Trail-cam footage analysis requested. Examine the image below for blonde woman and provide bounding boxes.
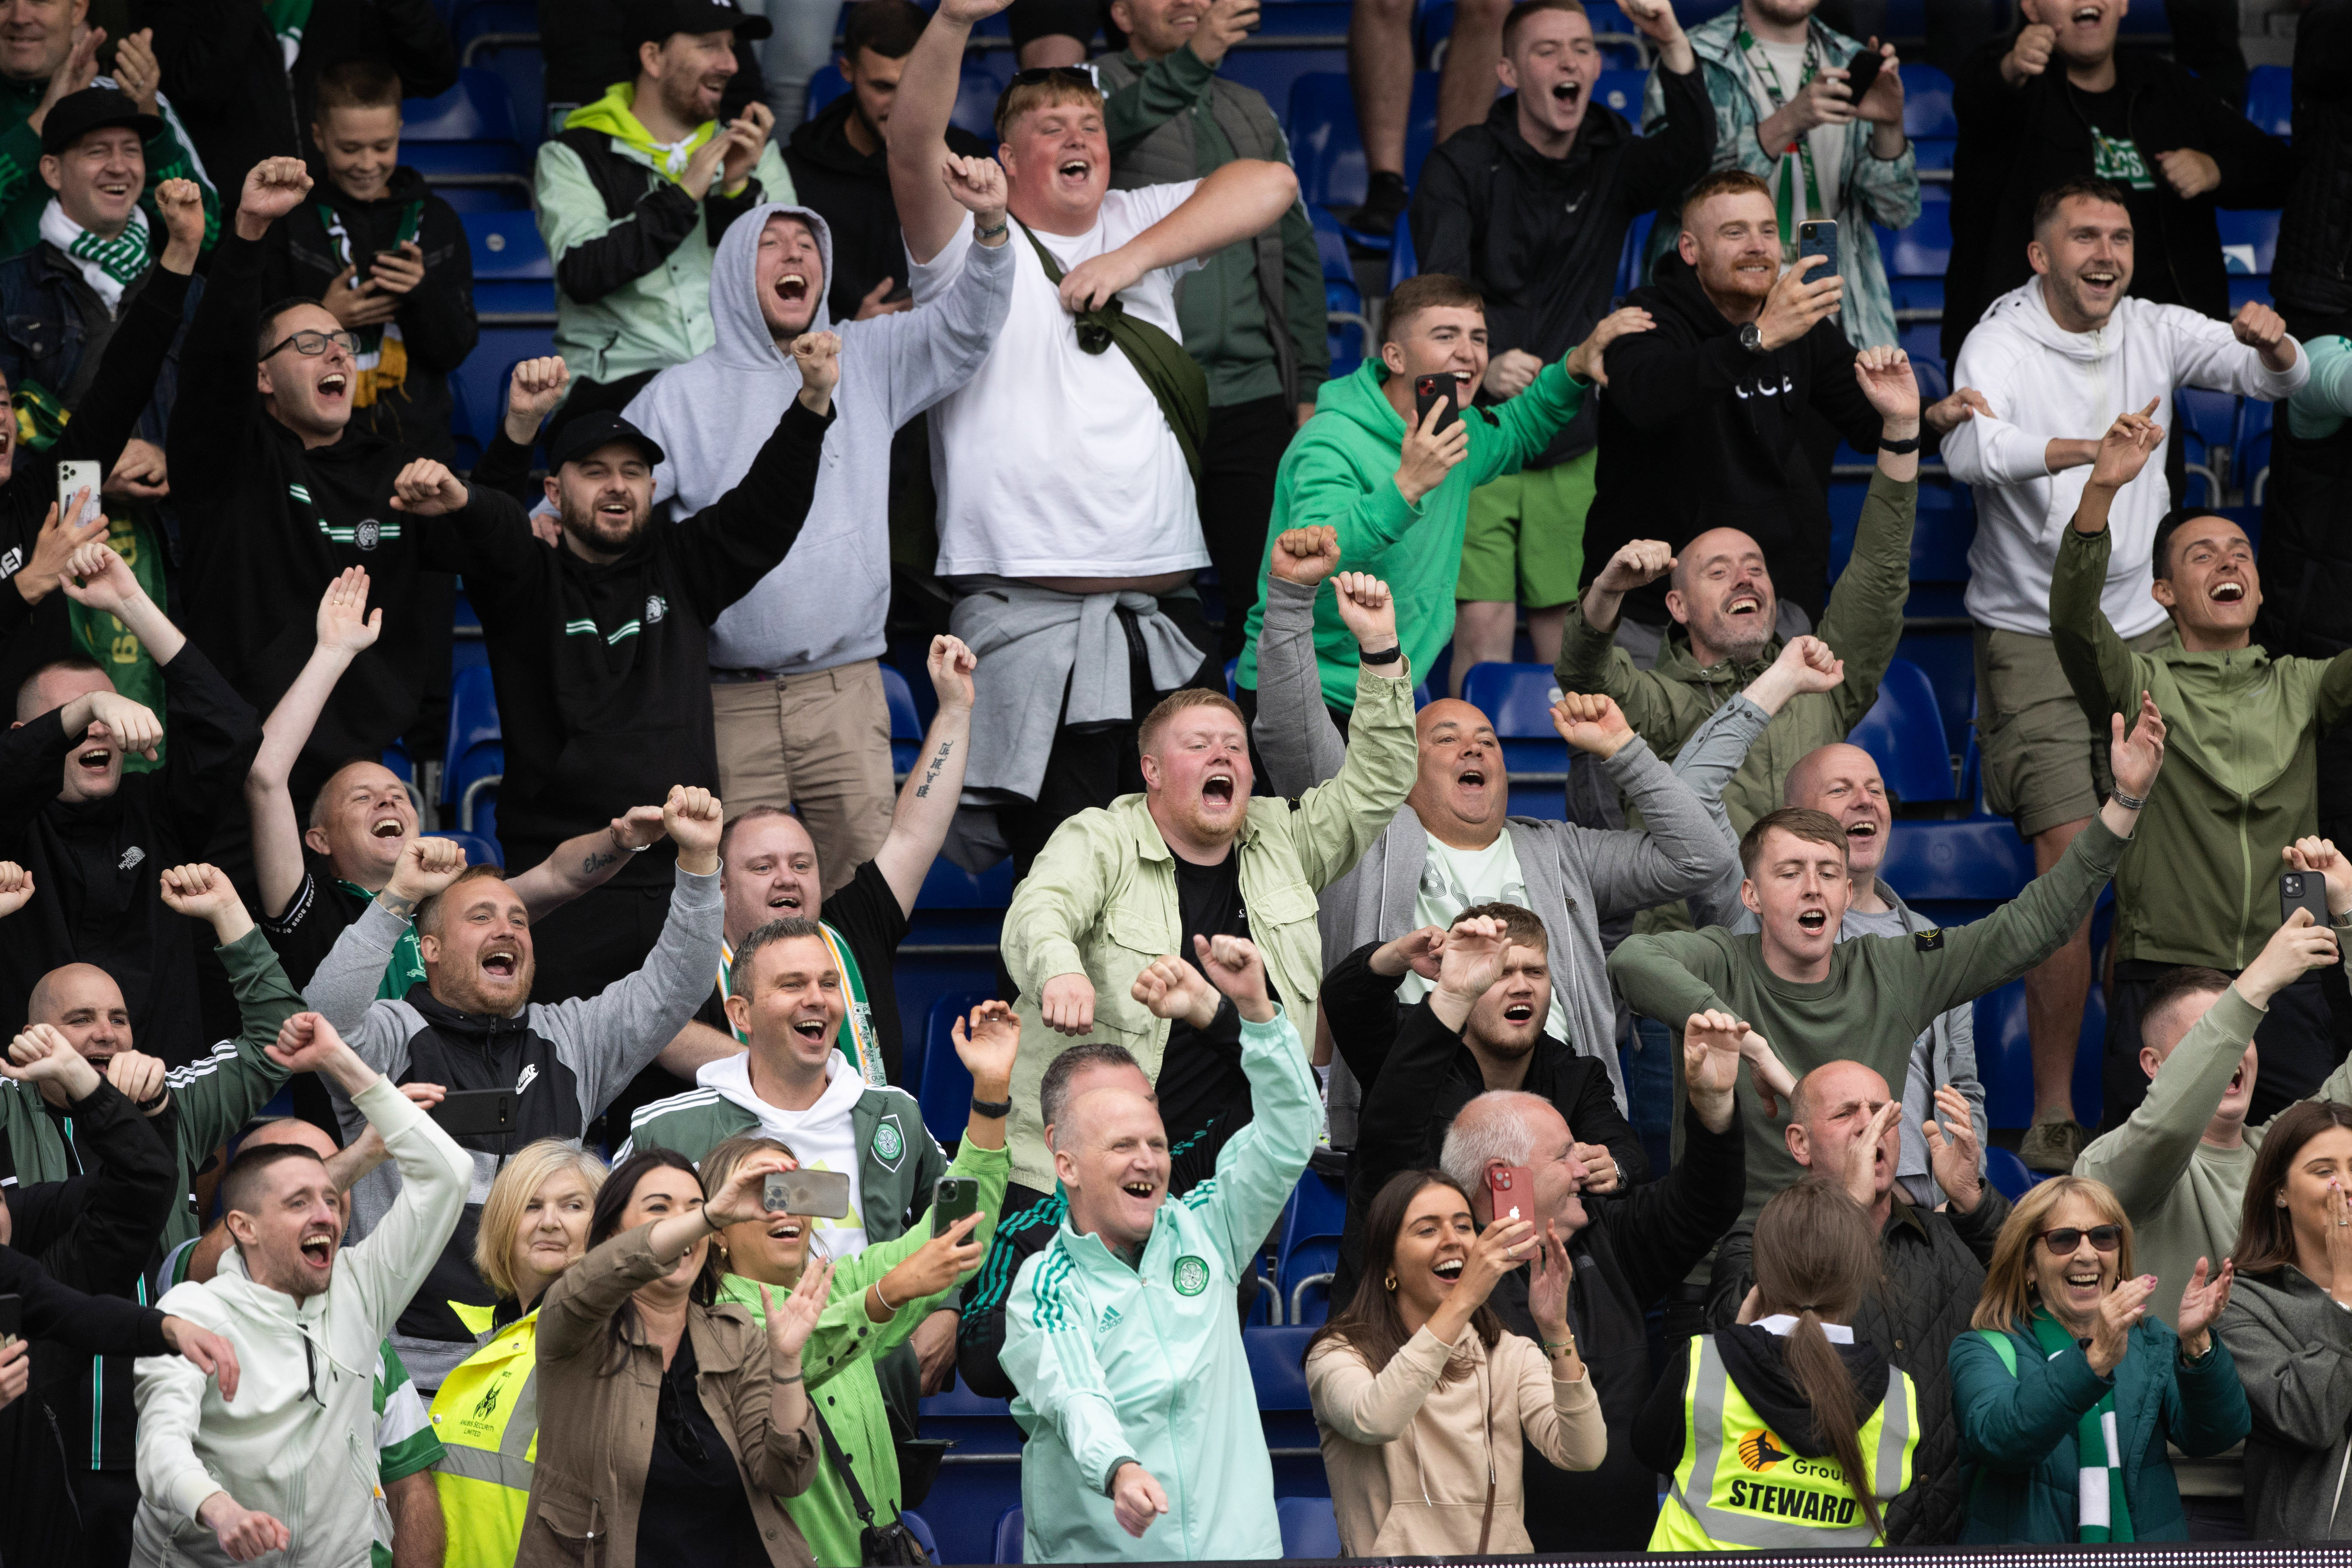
[1306,1169,1602,1555]
[430,1140,606,1568]
[1951,1174,2245,1543]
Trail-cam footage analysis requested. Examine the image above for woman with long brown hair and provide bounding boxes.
[1637,1176,1916,1550]
[2218,1099,2352,1538]
[1951,1173,2245,1543]
[1305,1167,1602,1555]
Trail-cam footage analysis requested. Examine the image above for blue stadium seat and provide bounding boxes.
[1278,1496,1342,1558]
[1327,277,1369,377]
[919,1382,1023,1565]
[1847,658,1954,804]
[1253,0,1352,37]
[427,828,504,870]
[1879,815,2034,911]
[1458,662,1568,816]
[1911,481,1976,584]
[1219,46,1346,116]
[404,67,518,142]
[1277,1167,1347,1325]
[806,61,848,120]
[898,1511,939,1559]
[2218,208,2281,276]
[2245,64,2292,139]
[432,181,530,212]
[1618,207,1655,294]
[917,854,1016,913]
[994,1508,1025,1565]
[883,663,922,776]
[1984,1145,2041,1201]
[1309,202,1354,283]
[953,56,1014,144]
[2175,388,2241,507]
[1287,70,1438,220]
[1911,136,1954,173]
[1901,62,1955,139]
[1592,67,1646,118]
[1386,209,1415,292]
[917,990,993,1137]
[443,664,501,799]
[1882,181,1950,278]
[1975,978,2107,1129]
[462,210,554,316]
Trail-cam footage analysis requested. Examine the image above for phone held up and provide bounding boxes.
[1840,44,1885,106]
[2283,870,2333,929]
[931,1176,981,1237]
[1485,1164,1537,1225]
[1414,373,1461,436]
[1798,220,1840,291]
[764,1168,853,1220]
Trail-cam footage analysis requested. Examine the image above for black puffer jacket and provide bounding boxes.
[2273,0,2352,331]
[1705,1188,2010,1546]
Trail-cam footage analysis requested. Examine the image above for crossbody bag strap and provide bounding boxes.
[808,1400,880,1525]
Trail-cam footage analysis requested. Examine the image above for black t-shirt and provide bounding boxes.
[637,1331,768,1568]
[692,858,911,1084]
[2069,83,2184,308]
[257,851,372,991]
[1150,854,1279,1155]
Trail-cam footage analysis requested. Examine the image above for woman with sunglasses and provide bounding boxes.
[2217,1100,2352,1537]
[1951,1175,2246,1543]
[519,1146,830,1568]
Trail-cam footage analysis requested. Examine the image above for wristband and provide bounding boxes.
[1878,435,1920,455]
[2110,786,2147,812]
[974,219,1008,240]
[773,1370,804,1385]
[609,824,652,854]
[871,1277,900,1315]
[1360,645,1403,667]
[971,1095,1012,1118]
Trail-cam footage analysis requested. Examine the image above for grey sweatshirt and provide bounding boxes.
[301,863,723,1384]
[2220,1265,2352,1537]
[622,202,1015,676]
[1252,574,1738,1117]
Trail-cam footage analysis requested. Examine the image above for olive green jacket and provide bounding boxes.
[1000,662,1417,1190]
[2052,523,2352,968]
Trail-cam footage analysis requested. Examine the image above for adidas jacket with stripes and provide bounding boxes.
[1001,1004,1318,1562]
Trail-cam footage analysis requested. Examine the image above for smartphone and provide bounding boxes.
[1841,45,1886,105]
[1798,220,1840,286]
[763,1168,852,1219]
[1413,373,1461,436]
[2284,870,2332,928]
[429,1088,516,1138]
[0,1292,20,1346]
[56,459,101,525]
[931,1176,981,1237]
[1485,1164,1537,1224]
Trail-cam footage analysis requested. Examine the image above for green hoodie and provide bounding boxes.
[1235,356,1587,711]
[2052,523,2352,968]
[0,75,220,260]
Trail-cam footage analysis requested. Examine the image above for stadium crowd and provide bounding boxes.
[2,0,2352,1560]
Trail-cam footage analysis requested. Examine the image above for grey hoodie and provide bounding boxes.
[622,201,1016,674]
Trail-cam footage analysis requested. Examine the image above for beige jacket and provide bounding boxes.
[520,1221,821,1568]
[1307,1323,1605,1556]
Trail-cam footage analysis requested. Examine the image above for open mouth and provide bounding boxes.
[97,179,132,201]
[2069,4,2101,22]
[370,817,404,839]
[2211,580,2245,602]
[1457,767,1488,791]
[1798,910,1828,933]
[1726,592,1762,618]
[793,1017,827,1043]
[481,949,519,981]
[1121,1179,1157,1201]
[768,1220,805,1240]
[1432,1257,1464,1280]
[1846,820,1878,842]
[2227,1067,2245,1094]
[317,372,348,399]
[766,889,804,913]
[299,1234,335,1267]
[1550,80,1581,104]
[1201,772,1235,808]
[776,272,809,304]
[75,745,112,775]
[595,496,632,521]
[1057,158,1091,184]
[2064,1269,2102,1293]
[2080,269,2120,293]
[1502,1002,1535,1023]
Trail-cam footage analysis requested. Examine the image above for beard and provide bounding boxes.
[561,493,646,553]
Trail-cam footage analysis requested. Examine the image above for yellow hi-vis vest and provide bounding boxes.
[1649,1334,1918,1550]
[428,1309,541,1568]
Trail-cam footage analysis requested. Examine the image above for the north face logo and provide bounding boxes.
[355,518,381,551]
[1171,1256,1210,1296]
[645,594,667,625]
[118,846,145,873]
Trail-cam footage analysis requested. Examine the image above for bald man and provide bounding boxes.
[1253,524,1734,1139]
[1687,741,1987,1203]
[1550,350,1923,844]
[157,1114,450,1568]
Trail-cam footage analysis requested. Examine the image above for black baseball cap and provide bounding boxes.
[40,87,165,157]
[629,0,772,46]
[548,411,666,471]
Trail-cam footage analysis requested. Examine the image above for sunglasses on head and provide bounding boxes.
[2038,1224,2123,1256]
[994,66,1100,132]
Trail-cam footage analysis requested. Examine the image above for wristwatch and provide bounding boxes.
[1739,321,1767,356]
[1879,435,1921,455]
[971,1095,1013,1119]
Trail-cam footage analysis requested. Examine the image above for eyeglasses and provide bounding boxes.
[659,1363,707,1465]
[2038,1224,2123,1256]
[260,328,361,361]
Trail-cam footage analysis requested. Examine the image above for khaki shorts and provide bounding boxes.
[710,659,895,898]
[1457,449,1596,609]
[1973,622,2177,838]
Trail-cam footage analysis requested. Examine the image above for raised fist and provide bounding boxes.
[1268,525,1341,588]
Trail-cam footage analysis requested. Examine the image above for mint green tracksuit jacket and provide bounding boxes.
[1001,1007,1318,1562]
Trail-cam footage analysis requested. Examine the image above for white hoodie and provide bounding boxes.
[130,1077,472,1568]
[1945,279,2308,639]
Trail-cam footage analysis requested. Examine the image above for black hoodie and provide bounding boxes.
[1580,250,1880,628]
[259,165,478,463]
[786,94,993,326]
[167,229,458,792]
[1635,1323,1894,1481]
[1411,61,1715,468]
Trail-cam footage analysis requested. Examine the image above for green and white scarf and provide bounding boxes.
[266,0,314,70]
[348,880,429,1000]
[2030,1311,2134,1543]
[40,198,148,312]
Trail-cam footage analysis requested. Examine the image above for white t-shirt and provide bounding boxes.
[908,187,1211,580]
[733,1052,873,1260]
[1752,38,1848,230]
[1400,832,1574,1045]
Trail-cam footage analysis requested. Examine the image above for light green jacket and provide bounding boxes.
[719,1139,1009,1567]
[1003,1008,1317,1562]
[1001,662,1416,1190]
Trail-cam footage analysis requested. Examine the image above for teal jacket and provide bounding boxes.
[1235,355,1588,710]
[1002,1006,1318,1562]
[1948,1316,2250,1544]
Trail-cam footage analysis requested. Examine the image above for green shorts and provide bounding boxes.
[1973,621,2178,839]
[1457,448,1596,609]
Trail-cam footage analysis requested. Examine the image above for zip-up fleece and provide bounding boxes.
[132,1075,473,1568]
[302,862,723,1387]
[1003,1007,1318,1563]
[434,397,834,878]
[2052,523,2352,968]
[1947,279,2308,639]
[1234,356,1589,710]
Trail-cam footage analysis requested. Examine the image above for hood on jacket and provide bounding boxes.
[695,1039,863,1122]
[1715,1322,1891,1460]
[709,198,836,373]
[1648,249,1740,339]
[1973,273,2137,364]
[1314,356,1501,448]
[564,81,719,180]
[404,981,536,1035]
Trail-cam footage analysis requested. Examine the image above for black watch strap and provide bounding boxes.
[1360,645,1403,666]
[1879,435,1921,455]
[970,1096,1013,1119]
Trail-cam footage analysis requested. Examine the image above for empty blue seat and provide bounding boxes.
[1219,46,1346,115]
[2246,64,2292,139]
[1975,978,2107,1129]
[1901,61,1955,139]
[994,1508,1025,1565]
[403,67,518,142]
[1847,658,1953,803]
[1879,815,2034,908]
[1592,67,1646,117]
[1277,1167,1347,1324]
[1984,1144,2041,1201]
[1246,1325,1319,1410]
[1278,1496,1342,1559]
[916,990,992,1134]
[1459,661,1570,782]
[1287,70,1438,218]
[1386,209,1415,291]
[444,664,500,796]
[2218,208,2281,276]
[1882,181,1950,278]
[916,854,1016,914]
[464,211,554,317]
[883,663,922,776]
[2175,387,2242,507]
[1912,481,1976,584]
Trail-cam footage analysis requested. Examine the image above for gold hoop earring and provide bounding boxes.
[1384,1271,1397,1292]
